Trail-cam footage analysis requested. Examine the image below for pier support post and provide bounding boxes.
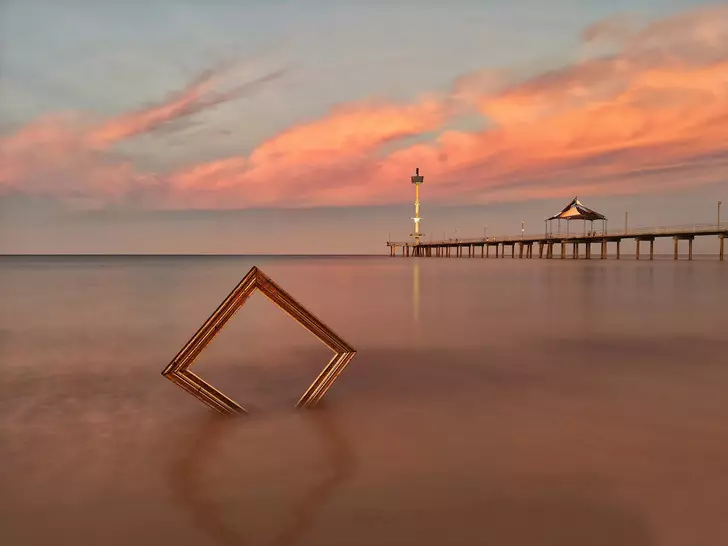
[636,240,640,260]
[487,245,490,258]
[674,237,678,260]
[481,245,484,258]
[721,235,725,262]
[573,242,578,259]
[519,242,524,258]
[511,244,515,258]
[650,240,654,261]
[601,240,607,259]
[585,243,591,259]
[616,240,621,260]
[561,242,566,259]
[689,238,693,261]
[496,245,499,258]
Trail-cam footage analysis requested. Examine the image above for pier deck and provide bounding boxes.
[387,224,727,261]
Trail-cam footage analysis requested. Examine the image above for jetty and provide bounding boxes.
[388,224,726,261]
[388,170,725,261]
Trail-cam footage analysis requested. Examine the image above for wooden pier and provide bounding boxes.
[387,224,727,261]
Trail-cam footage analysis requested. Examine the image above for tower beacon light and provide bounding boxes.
[410,168,424,245]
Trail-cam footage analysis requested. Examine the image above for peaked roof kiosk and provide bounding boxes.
[545,197,608,237]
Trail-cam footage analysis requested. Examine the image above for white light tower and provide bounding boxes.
[410,168,424,245]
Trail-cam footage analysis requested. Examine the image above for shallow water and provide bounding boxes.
[1,255,727,546]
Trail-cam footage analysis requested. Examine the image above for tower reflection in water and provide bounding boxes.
[413,261,420,324]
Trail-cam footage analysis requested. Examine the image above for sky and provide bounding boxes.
[1,0,727,254]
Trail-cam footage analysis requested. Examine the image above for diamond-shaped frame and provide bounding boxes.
[161,266,357,415]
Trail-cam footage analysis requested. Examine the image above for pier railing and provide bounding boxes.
[388,222,725,246]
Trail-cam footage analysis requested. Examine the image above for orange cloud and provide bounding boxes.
[2,4,728,208]
[163,95,450,208]
[0,63,285,199]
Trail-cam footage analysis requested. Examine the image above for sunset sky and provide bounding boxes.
[1,0,727,254]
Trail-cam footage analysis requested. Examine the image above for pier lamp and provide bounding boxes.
[719,201,723,228]
[521,221,525,240]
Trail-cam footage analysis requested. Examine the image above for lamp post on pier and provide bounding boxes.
[719,200,723,228]
[484,225,488,240]
[521,221,525,240]
[625,211,629,234]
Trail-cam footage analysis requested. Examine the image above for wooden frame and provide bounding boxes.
[161,266,357,415]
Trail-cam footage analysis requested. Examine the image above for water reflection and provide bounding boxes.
[170,408,357,546]
[270,407,357,546]
[412,261,420,324]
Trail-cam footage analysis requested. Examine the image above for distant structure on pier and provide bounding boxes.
[410,168,424,245]
[546,197,608,236]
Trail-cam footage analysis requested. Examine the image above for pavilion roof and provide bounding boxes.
[547,197,607,221]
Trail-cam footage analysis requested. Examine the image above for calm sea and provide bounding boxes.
[1,254,727,546]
